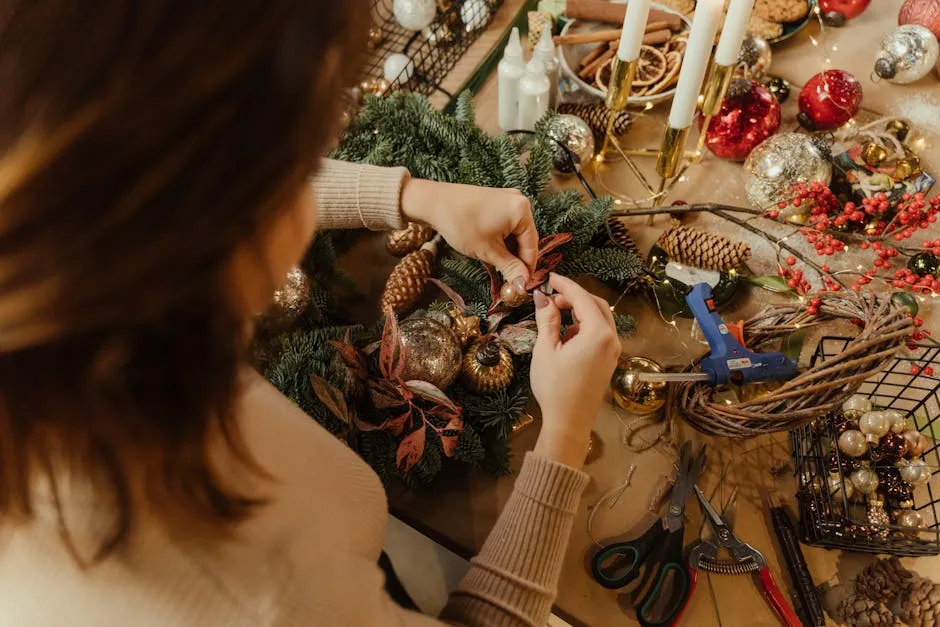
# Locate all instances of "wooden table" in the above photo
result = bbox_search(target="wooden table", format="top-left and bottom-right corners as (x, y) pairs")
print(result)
(357, 1), (940, 625)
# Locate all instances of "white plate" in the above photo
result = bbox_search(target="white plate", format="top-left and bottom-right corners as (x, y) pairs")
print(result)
(558, 3), (691, 106)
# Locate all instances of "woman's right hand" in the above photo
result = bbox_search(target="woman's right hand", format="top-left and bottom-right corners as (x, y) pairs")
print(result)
(530, 274), (621, 469)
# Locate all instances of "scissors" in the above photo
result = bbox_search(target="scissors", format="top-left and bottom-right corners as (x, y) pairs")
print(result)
(689, 486), (802, 627)
(591, 442), (706, 627)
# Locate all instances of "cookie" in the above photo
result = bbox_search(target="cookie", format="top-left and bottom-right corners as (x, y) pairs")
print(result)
(656, 0), (696, 17)
(754, 0), (809, 24)
(747, 13), (784, 40)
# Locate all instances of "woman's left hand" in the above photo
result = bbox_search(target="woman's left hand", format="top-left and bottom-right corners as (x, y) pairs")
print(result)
(400, 178), (539, 286)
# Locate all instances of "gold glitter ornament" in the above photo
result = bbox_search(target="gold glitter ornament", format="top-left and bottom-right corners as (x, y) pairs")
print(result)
(398, 317), (463, 389)
(368, 26), (385, 49)
(447, 307), (481, 347)
(862, 142), (889, 166)
(895, 155), (923, 180)
(903, 429), (930, 458)
(894, 509), (925, 536)
(886, 119), (912, 141)
(258, 266), (311, 331)
(462, 335), (514, 393)
(611, 356), (667, 416)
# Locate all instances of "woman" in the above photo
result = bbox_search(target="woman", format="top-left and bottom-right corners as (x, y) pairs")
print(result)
(0, 2), (621, 625)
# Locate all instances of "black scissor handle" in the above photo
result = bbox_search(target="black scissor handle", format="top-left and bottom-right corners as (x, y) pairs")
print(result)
(636, 531), (694, 627)
(591, 523), (662, 590)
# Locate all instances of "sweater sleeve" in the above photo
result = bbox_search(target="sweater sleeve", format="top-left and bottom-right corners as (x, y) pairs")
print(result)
(437, 452), (589, 627)
(312, 159), (410, 231)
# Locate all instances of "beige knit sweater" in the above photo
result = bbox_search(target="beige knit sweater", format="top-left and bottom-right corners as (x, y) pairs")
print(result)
(0, 159), (589, 627)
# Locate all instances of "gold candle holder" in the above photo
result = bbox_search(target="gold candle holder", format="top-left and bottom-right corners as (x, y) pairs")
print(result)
(656, 125), (691, 181)
(600, 57), (638, 159)
(693, 62), (735, 163)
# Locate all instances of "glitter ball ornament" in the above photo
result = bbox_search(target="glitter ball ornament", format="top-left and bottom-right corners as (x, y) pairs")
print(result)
(744, 133), (832, 209)
(383, 53), (415, 83)
(460, 0), (491, 32)
(874, 25), (940, 83)
(900, 0), (940, 39)
(737, 35), (772, 79)
(829, 449), (861, 474)
(368, 27), (385, 49)
(871, 431), (907, 462)
(398, 317), (463, 389)
(764, 76), (791, 103)
(700, 79), (780, 161)
(828, 472), (855, 502)
(899, 458), (932, 486)
(883, 409), (910, 433)
(862, 142), (889, 166)
(548, 114), (595, 176)
(394, 0), (437, 31)
(850, 467), (880, 495)
(833, 413), (860, 436)
(611, 356), (667, 416)
(461, 335), (514, 393)
(499, 281), (528, 308)
(894, 509), (925, 536)
(878, 466), (915, 505)
(909, 252), (940, 276)
(258, 266), (311, 331)
(819, 0), (872, 20)
(839, 429), (869, 457)
(903, 429), (930, 459)
(843, 395), (873, 420)
(798, 70), (863, 130)
(867, 496), (891, 528)
(860, 411), (891, 443)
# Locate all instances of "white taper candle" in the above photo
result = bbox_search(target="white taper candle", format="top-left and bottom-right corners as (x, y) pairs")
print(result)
(667, 0), (722, 129)
(616, 0), (653, 61)
(714, 0), (756, 66)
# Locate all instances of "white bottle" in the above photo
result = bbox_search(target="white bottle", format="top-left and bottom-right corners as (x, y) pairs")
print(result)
(518, 58), (550, 131)
(533, 27), (560, 109)
(497, 27), (525, 131)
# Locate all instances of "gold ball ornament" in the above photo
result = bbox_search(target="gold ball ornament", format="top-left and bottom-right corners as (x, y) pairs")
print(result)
(828, 472), (855, 502)
(850, 466), (880, 495)
(258, 266), (311, 331)
(838, 429), (869, 457)
(499, 281), (528, 308)
(886, 119), (912, 142)
(447, 307), (482, 347)
(842, 395), (873, 420)
(894, 154), (923, 180)
(398, 317), (463, 389)
(902, 429), (930, 459)
(860, 411), (890, 443)
(883, 409), (910, 434)
(862, 142), (889, 166)
(899, 458), (932, 486)
(611, 356), (667, 416)
(894, 509), (925, 536)
(462, 335), (514, 393)
(368, 26), (385, 49)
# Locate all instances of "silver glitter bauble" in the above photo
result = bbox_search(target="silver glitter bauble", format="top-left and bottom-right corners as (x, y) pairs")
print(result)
(258, 266), (311, 331)
(839, 429), (869, 458)
(899, 458), (933, 486)
(394, 0), (437, 31)
(548, 114), (596, 176)
(850, 467), (880, 495)
(744, 133), (832, 210)
(874, 25), (940, 84)
(460, 0), (491, 32)
(398, 317), (462, 389)
(883, 409), (910, 434)
(737, 35), (772, 79)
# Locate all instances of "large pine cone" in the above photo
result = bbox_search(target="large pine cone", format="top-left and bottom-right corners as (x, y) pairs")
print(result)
(381, 247), (434, 316)
(902, 578), (940, 627)
(592, 218), (639, 256)
(557, 103), (632, 142)
(658, 225), (751, 272)
(838, 595), (899, 626)
(386, 222), (435, 257)
(856, 557), (914, 603)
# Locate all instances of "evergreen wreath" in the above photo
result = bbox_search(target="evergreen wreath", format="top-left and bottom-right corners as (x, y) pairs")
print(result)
(258, 91), (642, 490)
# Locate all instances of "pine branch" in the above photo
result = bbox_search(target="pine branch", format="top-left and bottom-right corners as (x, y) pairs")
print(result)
(559, 247), (642, 283)
(615, 313), (637, 337)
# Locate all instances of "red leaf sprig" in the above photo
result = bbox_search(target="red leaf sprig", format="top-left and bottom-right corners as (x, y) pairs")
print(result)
(486, 232), (574, 314)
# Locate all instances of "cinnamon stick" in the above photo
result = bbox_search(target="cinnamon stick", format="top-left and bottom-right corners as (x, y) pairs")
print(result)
(579, 48), (615, 79)
(554, 20), (674, 45)
(566, 0), (684, 29)
(579, 41), (610, 68)
(643, 29), (672, 46)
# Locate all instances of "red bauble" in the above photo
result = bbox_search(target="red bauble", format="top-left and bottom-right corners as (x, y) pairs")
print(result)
(819, 0), (871, 20)
(899, 0), (940, 39)
(701, 80), (781, 161)
(797, 70), (863, 131)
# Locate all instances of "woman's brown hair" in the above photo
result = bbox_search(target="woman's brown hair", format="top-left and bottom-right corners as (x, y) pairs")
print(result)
(0, 0), (368, 561)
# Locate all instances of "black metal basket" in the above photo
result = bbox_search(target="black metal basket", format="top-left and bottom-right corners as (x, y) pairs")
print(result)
(792, 337), (940, 556)
(366, 0), (505, 98)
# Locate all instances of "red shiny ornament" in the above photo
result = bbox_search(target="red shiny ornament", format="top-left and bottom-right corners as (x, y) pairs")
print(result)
(798, 70), (863, 131)
(899, 0), (940, 39)
(819, 0), (871, 20)
(700, 80), (781, 161)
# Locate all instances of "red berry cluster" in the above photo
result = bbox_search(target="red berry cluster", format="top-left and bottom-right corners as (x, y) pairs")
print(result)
(922, 237), (940, 257)
(777, 259), (813, 295)
(892, 267), (939, 293)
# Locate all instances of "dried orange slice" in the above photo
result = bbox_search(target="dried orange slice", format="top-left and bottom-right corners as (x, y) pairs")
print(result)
(644, 51), (683, 95)
(594, 57), (613, 94)
(633, 45), (668, 87)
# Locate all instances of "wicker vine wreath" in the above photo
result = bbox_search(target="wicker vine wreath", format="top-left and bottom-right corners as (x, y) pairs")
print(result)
(671, 291), (916, 438)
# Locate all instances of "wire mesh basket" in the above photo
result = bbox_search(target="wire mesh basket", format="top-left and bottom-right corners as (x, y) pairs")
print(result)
(365, 0), (504, 98)
(792, 337), (940, 556)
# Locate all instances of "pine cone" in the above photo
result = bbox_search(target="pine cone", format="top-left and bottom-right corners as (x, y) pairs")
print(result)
(857, 557), (914, 603)
(381, 239), (439, 316)
(592, 218), (639, 256)
(557, 103), (632, 143)
(658, 225), (751, 271)
(838, 595), (898, 626)
(386, 222), (435, 257)
(902, 578), (940, 627)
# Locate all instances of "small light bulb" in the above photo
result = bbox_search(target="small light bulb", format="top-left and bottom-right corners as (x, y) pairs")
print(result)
(644, 102), (654, 111)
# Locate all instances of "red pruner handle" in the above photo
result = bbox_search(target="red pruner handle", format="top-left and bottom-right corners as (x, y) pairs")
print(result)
(758, 566), (802, 627)
(671, 564), (698, 626)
